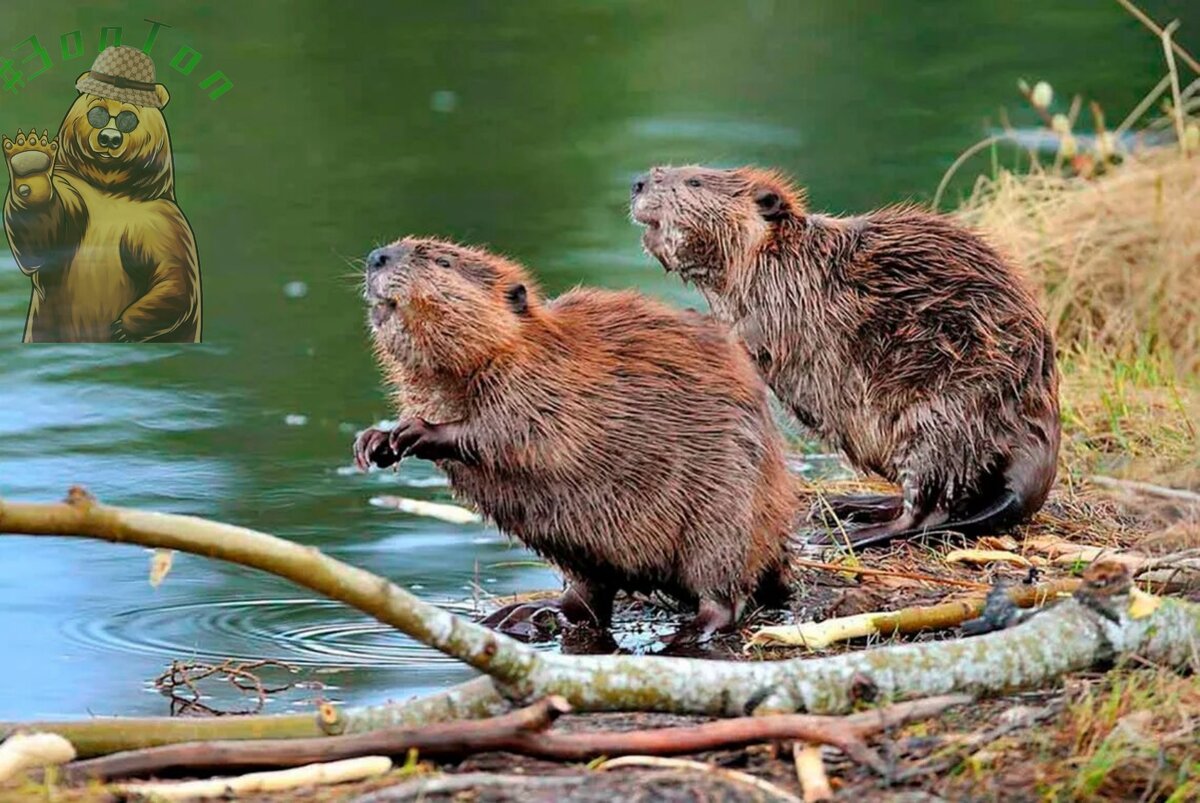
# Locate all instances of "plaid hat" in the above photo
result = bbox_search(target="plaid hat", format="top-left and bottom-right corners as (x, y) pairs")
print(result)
(76, 46), (162, 108)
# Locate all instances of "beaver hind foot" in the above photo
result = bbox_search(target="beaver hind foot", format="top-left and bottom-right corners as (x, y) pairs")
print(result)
(809, 488), (1026, 550)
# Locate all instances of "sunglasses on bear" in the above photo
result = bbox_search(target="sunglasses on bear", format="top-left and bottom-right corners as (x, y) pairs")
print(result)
(86, 107), (139, 133)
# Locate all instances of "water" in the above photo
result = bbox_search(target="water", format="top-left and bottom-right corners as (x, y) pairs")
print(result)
(0, 0), (1185, 719)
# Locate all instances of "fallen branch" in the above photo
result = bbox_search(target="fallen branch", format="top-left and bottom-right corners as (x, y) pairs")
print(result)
(115, 755), (392, 801)
(1113, 0), (1200, 76)
(62, 694), (970, 782)
(3, 490), (1199, 757)
(747, 578), (1080, 649)
(1, 676), (509, 759)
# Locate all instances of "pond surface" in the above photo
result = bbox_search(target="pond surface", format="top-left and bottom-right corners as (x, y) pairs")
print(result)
(0, 0), (1184, 718)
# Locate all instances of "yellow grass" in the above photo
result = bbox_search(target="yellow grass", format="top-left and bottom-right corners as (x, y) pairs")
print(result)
(959, 148), (1200, 376)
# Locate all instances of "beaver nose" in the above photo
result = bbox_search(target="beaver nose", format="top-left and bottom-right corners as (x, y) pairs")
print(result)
(631, 173), (648, 196)
(367, 248), (390, 273)
(98, 129), (122, 149)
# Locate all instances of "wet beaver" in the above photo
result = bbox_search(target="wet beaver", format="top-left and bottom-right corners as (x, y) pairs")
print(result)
(631, 166), (1060, 549)
(355, 237), (797, 638)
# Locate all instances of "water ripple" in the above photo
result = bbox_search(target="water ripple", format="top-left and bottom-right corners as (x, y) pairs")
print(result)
(60, 597), (496, 668)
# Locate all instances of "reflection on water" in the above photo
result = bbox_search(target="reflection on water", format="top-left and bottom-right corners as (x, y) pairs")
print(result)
(0, 0), (1181, 719)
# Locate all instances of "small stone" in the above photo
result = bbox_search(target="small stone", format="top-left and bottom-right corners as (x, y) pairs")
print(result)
(285, 414), (308, 426)
(283, 280), (308, 298)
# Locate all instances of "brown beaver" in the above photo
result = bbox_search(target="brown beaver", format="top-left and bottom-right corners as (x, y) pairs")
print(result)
(355, 236), (797, 639)
(631, 165), (1060, 549)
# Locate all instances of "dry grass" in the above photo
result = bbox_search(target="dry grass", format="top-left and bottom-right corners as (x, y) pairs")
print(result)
(959, 147), (1200, 375)
(945, 34), (1200, 494)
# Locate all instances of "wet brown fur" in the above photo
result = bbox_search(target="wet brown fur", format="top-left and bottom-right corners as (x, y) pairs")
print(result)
(632, 165), (1061, 547)
(363, 236), (797, 628)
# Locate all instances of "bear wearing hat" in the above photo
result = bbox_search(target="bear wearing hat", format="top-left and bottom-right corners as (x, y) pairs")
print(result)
(2, 45), (201, 342)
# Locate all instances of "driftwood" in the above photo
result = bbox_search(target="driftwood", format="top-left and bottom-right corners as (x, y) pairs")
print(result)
(115, 756), (392, 801)
(61, 694), (970, 782)
(2, 488), (1199, 760)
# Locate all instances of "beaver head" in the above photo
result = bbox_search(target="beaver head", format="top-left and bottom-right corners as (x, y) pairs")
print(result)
(57, 86), (175, 201)
(630, 165), (805, 291)
(364, 237), (536, 377)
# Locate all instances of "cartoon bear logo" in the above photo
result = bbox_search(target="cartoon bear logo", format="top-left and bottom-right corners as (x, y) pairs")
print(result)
(2, 45), (201, 342)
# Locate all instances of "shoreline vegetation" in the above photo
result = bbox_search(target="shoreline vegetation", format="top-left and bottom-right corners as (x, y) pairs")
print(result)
(2, 3), (1199, 802)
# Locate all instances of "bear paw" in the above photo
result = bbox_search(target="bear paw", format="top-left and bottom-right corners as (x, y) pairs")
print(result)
(3, 128), (57, 205)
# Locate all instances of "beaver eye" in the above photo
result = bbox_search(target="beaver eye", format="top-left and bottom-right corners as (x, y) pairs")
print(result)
(435, 257), (451, 268)
(87, 107), (109, 129)
(686, 178), (702, 188)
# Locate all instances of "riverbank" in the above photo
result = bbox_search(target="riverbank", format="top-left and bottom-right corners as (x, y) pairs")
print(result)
(6, 53), (1200, 803)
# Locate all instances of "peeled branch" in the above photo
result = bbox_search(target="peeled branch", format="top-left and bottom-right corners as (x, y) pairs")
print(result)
(114, 755), (393, 800)
(747, 578), (1079, 649)
(0, 732), (76, 783)
(794, 743), (832, 803)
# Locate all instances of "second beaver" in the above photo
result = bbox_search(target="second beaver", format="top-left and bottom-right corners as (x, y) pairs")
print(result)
(356, 237), (797, 639)
(631, 166), (1060, 548)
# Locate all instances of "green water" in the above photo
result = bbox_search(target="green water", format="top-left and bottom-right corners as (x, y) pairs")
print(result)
(0, 0), (1185, 718)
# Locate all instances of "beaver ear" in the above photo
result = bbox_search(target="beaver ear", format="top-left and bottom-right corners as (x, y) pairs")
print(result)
(754, 188), (788, 222)
(155, 84), (171, 109)
(506, 284), (528, 315)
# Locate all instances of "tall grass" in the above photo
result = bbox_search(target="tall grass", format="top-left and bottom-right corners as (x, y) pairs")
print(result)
(959, 148), (1200, 376)
(943, 2), (1200, 487)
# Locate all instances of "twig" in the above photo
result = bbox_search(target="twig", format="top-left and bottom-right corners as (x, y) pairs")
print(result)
(63, 696), (570, 783)
(1114, 0), (1200, 75)
(790, 557), (989, 591)
(1162, 21), (1191, 155)
(1114, 74), (1173, 138)
(934, 135), (1011, 210)
(794, 743), (833, 802)
(62, 695), (971, 782)
(597, 756), (802, 802)
(154, 659), (297, 716)
(1089, 475), (1200, 506)
(115, 755), (392, 801)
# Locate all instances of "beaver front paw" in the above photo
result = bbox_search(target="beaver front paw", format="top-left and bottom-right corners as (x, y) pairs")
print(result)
(3, 128), (57, 205)
(353, 426), (401, 471)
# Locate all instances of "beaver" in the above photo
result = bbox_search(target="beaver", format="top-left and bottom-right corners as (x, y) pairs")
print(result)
(355, 237), (797, 639)
(630, 165), (1060, 549)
